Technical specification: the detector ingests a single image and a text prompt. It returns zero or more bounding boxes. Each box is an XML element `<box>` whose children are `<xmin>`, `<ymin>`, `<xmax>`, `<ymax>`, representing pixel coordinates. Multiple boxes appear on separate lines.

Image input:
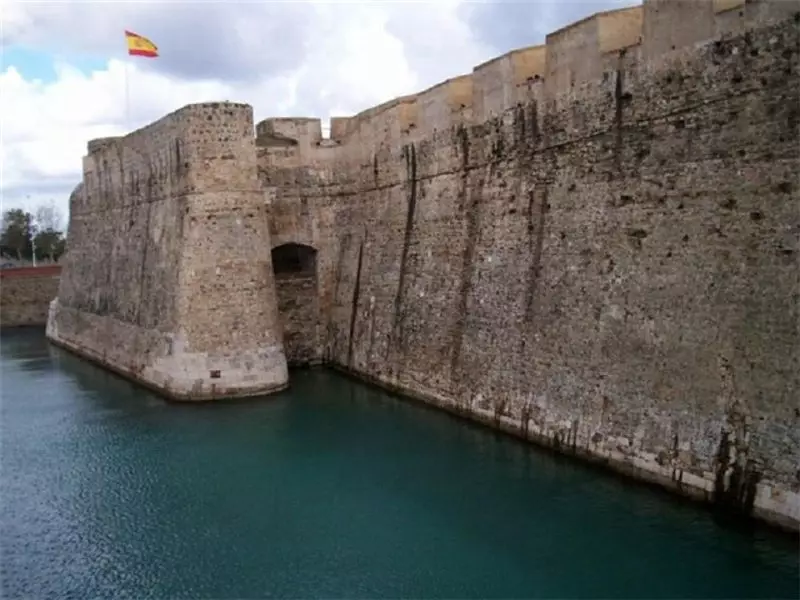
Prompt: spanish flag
<box><xmin>125</xmin><ymin>30</ymin><xmax>158</xmax><ymax>58</ymax></box>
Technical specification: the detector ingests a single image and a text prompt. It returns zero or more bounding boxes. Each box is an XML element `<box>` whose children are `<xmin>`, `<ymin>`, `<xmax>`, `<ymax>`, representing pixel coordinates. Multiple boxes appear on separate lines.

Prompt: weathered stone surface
<box><xmin>49</xmin><ymin>0</ymin><xmax>799</xmax><ymax>530</ymax></box>
<box><xmin>271</xmin><ymin>243</ymin><xmax>321</xmax><ymax>366</ymax></box>
<box><xmin>0</xmin><ymin>266</ymin><xmax>61</xmax><ymax>328</ymax></box>
<box><xmin>47</xmin><ymin>103</ymin><xmax>288</xmax><ymax>401</ymax></box>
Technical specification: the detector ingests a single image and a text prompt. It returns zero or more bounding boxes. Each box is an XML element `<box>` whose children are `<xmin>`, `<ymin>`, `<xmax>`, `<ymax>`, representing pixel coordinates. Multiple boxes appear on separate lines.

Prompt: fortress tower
<box><xmin>47</xmin><ymin>103</ymin><xmax>288</xmax><ymax>400</ymax></box>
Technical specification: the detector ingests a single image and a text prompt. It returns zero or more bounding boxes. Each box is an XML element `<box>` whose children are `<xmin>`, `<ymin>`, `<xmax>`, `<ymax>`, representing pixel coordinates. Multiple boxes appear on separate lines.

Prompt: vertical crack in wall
<box><xmin>367</xmin><ymin>298</ymin><xmax>378</xmax><ymax>372</ymax></box>
<box><xmin>136</xmin><ymin>205</ymin><xmax>153</xmax><ymax>328</ymax></box>
<box><xmin>96</xmin><ymin>160</ymin><xmax>114</xmax><ymax>317</ymax></box>
<box><xmin>136</xmin><ymin>161</ymin><xmax>154</xmax><ymax>328</ymax></box>
<box><xmin>347</xmin><ymin>235</ymin><xmax>364</xmax><ymax>368</ymax></box>
<box><xmin>326</xmin><ymin>232</ymin><xmax>351</xmax><ymax>362</ymax></box>
<box><xmin>515</xmin><ymin>100</ymin><xmax>540</xmax><ymax>149</ymax></box>
<box><xmin>174</xmin><ymin>140</ymin><xmax>182</xmax><ymax>179</ymax></box>
<box><xmin>115</xmin><ymin>144</ymin><xmax>128</xmax><ymax>322</ymax></box>
<box><xmin>614</xmin><ymin>67</ymin><xmax>625</xmax><ymax>174</ymax></box>
<box><xmin>529</xmin><ymin>100</ymin><xmax>539</xmax><ymax>146</ymax></box>
<box><xmin>525</xmin><ymin>188</ymin><xmax>549</xmax><ymax>322</ymax></box>
<box><xmin>515</xmin><ymin>104</ymin><xmax>526</xmax><ymax>147</ymax></box>
<box><xmin>389</xmin><ymin>143</ymin><xmax>418</xmax><ymax>359</ymax></box>
<box><xmin>456</xmin><ymin>126</ymin><xmax>470</xmax><ymax>211</ymax></box>
<box><xmin>713</xmin><ymin>427</ymin><xmax>760</xmax><ymax>517</ymax></box>
<box><xmin>171</xmin><ymin>196</ymin><xmax>187</xmax><ymax>333</ymax></box>
<box><xmin>450</xmin><ymin>127</ymin><xmax>479</xmax><ymax>381</ymax></box>
<box><xmin>712</xmin><ymin>359</ymin><xmax>762</xmax><ymax>518</ymax></box>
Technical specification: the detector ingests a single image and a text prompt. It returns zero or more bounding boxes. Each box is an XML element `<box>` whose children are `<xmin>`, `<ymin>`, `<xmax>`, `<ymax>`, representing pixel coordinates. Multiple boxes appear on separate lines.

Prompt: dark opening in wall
<box><xmin>271</xmin><ymin>243</ymin><xmax>317</xmax><ymax>277</ymax></box>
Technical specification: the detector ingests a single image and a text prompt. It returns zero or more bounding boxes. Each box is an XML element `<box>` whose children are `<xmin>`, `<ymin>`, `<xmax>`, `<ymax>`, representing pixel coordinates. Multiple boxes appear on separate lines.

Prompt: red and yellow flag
<box><xmin>125</xmin><ymin>30</ymin><xmax>158</xmax><ymax>58</ymax></box>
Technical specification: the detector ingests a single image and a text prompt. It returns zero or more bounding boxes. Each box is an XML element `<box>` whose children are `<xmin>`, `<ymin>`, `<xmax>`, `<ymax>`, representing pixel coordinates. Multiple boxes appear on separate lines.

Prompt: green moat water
<box><xmin>1</xmin><ymin>328</ymin><xmax>797</xmax><ymax>599</ymax></box>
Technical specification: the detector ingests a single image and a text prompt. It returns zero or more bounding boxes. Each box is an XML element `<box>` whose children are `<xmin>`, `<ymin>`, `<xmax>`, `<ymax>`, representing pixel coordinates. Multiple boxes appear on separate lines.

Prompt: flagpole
<box><xmin>125</xmin><ymin>56</ymin><xmax>130</xmax><ymax>131</ymax></box>
<box><xmin>122</xmin><ymin>32</ymin><xmax>130</xmax><ymax>131</ymax></box>
<box><xmin>122</xmin><ymin>30</ymin><xmax>158</xmax><ymax>131</ymax></box>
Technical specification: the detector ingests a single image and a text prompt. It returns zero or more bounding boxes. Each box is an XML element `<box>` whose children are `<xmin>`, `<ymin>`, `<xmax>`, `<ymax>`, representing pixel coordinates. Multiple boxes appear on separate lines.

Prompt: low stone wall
<box><xmin>0</xmin><ymin>266</ymin><xmax>62</xmax><ymax>328</ymax></box>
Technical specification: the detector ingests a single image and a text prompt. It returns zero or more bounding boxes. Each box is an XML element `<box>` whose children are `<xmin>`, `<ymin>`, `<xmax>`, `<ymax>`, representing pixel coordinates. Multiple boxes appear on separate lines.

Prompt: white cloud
<box><xmin>1</xmin><ymin>0</ymin><xmax>500</xmax><ymax>223</ymax></box>
<box><xmin>5</xmin><ymin>0</ymin><xmax>629</xmax><ymax>224</ymax></box>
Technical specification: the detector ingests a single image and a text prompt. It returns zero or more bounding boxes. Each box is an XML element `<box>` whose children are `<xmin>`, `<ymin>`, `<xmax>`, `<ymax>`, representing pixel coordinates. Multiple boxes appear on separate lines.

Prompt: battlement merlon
<box><xmin>329</xmin><ymin>117</ymin><xmax>350</xmax><ymax>142</ymax></box>
<box><xmin>472</xmin><ymin>47</ymin><xmax>536</xmax><ymax>124</ymax></box>
<box><xmin>339</xmin><ymin>95</ymin><xmax>418</xmax><ymax>145</ymax></box>
<box><xmin>409</xmin><ymin>75</ymin><xmax>473</xmax><ymax>139</ymax></box>
<box><xmin>255</xmin><ymin>117</ymin><xmax>339</xmax><ymax>170</ymax></box>
<box><xmin>256</xmin><ymin>118</ymin><xmax>323</xmax><ymax>149</ymax></box>
<box><xmin>544</xmin><ymin>5</ymin><xmax>643</xmax><ymax>97</ymax></box>
<box><xmin>86</xmin><ymin>137</ymin><xmax>121</xmax><ymax>154</ymax></box>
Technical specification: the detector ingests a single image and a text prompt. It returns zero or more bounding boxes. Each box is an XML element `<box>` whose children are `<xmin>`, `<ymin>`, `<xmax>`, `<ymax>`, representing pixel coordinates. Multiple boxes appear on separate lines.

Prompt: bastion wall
<box><xmin>47</xmin><ymin>104</ymin><xmax>288</xmax><ymax>400</ymax></box>
<box><xmin>50</xmin><ymin>0</ymin><xmax>799</xmax><ymax>530</ymax></box>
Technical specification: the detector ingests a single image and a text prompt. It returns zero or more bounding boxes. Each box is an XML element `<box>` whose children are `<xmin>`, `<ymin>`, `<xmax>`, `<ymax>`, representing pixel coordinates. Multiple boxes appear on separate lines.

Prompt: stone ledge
<box><xmin>46</xmin><ymin>300</ymin><xmax>289</xmax><ymax>402</ymax></box>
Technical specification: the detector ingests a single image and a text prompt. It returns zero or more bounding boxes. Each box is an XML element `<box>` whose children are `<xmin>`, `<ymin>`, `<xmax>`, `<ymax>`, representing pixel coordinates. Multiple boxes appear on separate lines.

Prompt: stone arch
<box><xmin>271</xmin><ymin>243</ymin><xmax>320</xmax><ymax>366</ymax></box>
<box><xmin>271</xmin><ymin>243</ymin><xmax>317</xmax><ymax>277</ymax></box>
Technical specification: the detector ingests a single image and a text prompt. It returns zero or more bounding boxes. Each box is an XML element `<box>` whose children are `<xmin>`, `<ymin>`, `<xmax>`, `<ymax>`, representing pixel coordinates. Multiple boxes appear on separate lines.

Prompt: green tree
<box><xmin>33</xmin><ymin>228</ymin><xmax>66</xmax><ymax>262</ymax></box>
<box><xmin>0</xmin><ymin>209</ymin><xmax>33</xmax><ymax>260</ymax></box>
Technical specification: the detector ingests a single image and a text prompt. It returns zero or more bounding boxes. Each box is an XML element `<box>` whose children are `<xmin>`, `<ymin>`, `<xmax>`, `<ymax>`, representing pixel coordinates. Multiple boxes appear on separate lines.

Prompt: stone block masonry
<box><xmin>52</xmin><ymin>0</ymin><xmax>799</xmax><ymax>531</ymax></box>
<box><xmin>0</xmin><ymin>266</ymin><xmax>62</xmax><ymax>328</ymax></box>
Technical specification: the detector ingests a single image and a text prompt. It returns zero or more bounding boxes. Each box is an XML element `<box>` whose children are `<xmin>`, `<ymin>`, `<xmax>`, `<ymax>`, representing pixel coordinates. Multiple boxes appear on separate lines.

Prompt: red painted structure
<box><xmin>0</xmin><ymin>265</ymin><xmax>62</xmax><ymax>279</ymax></box>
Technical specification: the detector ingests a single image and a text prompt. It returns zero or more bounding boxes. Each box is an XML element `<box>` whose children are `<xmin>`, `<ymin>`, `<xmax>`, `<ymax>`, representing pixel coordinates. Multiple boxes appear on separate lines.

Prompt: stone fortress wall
<box><xmin>49</xmin><ymin>0</ymin><xmax>799</xmax><ymax>530</ymax></box>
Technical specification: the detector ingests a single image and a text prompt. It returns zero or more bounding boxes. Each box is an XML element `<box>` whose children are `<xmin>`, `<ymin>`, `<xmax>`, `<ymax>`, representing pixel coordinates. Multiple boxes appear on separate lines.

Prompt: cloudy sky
<box><xmin>1</xmin><ymin>0</ymin><xmax>638</xmax><ymax>227</ymax></box>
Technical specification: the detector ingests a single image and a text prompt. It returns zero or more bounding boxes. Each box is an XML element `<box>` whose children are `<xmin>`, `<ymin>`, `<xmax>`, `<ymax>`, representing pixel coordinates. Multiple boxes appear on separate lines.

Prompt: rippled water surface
<box><xmin>1</xmin><ymin>328</ymin><xmax>798</xmax><ymax>599</ymax></box>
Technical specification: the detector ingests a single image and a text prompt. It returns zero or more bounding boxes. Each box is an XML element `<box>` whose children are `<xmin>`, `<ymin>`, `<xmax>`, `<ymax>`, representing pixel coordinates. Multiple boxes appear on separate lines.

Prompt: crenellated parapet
<box><xmin>250</xmin><ymin>0</ymin><xmax>794</xmax><ymax>157</ymax></box>
<box><xmin>71</xmin><ymin>0</ymin><xmax>795</xmax><ymax>189</ymax></box>
<box><xmin>245</xmin><ymin>0</ymin><xmax>798</xmax><ymax>223</ymax></box>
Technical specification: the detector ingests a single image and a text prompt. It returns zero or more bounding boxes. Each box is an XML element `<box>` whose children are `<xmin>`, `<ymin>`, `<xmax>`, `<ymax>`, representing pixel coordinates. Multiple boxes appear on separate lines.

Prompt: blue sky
<box><xmin>3</xmin><ymin>44</ymin><xmax>114</xmax><ymax>82</ymax></box>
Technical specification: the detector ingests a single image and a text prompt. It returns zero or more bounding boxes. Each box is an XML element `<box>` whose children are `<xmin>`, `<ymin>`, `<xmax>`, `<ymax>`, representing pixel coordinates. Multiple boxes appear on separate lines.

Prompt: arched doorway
<box><xmin>271</xmin><ymin>243</ymin><xmax>319</xmax><ymax>366</ymax></box>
